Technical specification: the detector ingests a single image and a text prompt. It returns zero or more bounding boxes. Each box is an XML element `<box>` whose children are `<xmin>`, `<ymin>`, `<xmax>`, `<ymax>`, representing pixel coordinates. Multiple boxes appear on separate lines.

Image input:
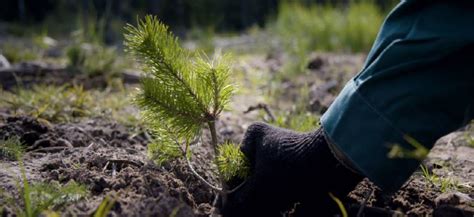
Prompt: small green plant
<box><xmin>124</xmin><ymin>16</ymin><xmax>248</xmax><ymax>196</ymax></box>
<box><xmin>420</xmin><ymin>164</ymin><xmax>459</xmax><ymax>193</ymax></box>
<box><xmin>272</xmin><ymin>112</ymin><xmax>320</xmax><ymax>132</ymax></box>
<box><xmin>0</xmin><ymin>136</ymin><xmax>25</xmax><ymax>161</ymax></box>
<box><xmin>1</xmin><ymin>163</ymin><xmax>88</xmax><ymax>217</ymax></box>
<box><xmin>0</xmin><ymin>85</ymin><xmax>91</xmax><ymax>122</ymax></box>
<box><xmin>420</xmin><ymin>164</ymin><xmax>438</xmax><ymax>185</ymax></box>
<box><xmin>465</xmin><ymin>122</ymin><xmax>474</xmax><ymax>148</ymax></box>
<box><xmin>388</xmin><ymin>135</ymin><xmax>429</xmax><ymax>161</ymax></box>
<box><xmin>216</xmin><ymin>143</ymin><xmax>250</xmax><ymax>181</ymax></box>
<box><xmin>0</xmin><ymin>86</ymin><xmax>140</xmax><ymax>125</ymax></box>
<box><xmin>0</xmin><ymin>44</ymin><xmax>38</xmax><ymax>64</ymax></box>
<box><xmin>328</xmin><ymin>192</ymin><xmax>348</xmax><ymax>217</ymax></box>
<box><xmin>439</xmin><ymin>178</ymin><xmax>459</xmax><ymax>193</ymax></box>
<box><xmin>93</xmin><ymin>194</ymin><xmax>117</xmax><ymax>217</ymax></box>
<box><xmin>466</xmin><ymin>134</ymin><xmax>474</xmax><ymax>148</ymax></box>
<box><xmin>66</xmin><ymin>43</ymin><xmax>119</xmax><ymax>78</ymax></box>
<box><xmin>267</xmin><ymin>83</ymin><xmax>320</xmax><ymax>131</ymax></box>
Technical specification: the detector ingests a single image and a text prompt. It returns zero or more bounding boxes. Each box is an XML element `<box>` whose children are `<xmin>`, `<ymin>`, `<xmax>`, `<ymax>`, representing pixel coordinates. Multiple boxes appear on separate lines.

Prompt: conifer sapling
<box><xmin>124</xmin><ymin>16</ymin><xmax>249</xmax><ymax>196</ymax></box>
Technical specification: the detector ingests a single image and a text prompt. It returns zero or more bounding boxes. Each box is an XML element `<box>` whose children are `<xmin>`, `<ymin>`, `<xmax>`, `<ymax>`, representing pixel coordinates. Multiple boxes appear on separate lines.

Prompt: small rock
<box><xmin>41</xmin><ymin>36</ymin><xmax>58</xmax><ymax>47</ymax></box>
<box><xmin>0</xmin><ymin>54</ymin><xmax>11</xmax><ymax>69</ymax></box>
<box><xmin>307</xmin><ymin>56</ymin><xmax>324</xmax><ymax>70</ymax></box>
<box><xmin>219</xmin><ymin>126</ymin><xmax>234</xmax><ymax>137</ymax></box>
<box><xmin>121</xmin><ymin>70</ymin><xmax>141</xmax><ymax>84</ymax></box>
<box><xmin>435</xmin><ymin>192</ymin><xmax>473</xmax><ymax>207</ymax></box>
<box><xmin>434</xmin><ymin>204</ymin><xmax>474</xmax><ymax>217</ymax></box>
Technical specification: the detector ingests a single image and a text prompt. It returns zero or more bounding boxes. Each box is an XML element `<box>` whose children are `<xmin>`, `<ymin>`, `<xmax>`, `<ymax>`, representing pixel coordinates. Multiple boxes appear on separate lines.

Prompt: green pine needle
<box><xmin>216</xmin><ymin>143</ymin><xmax>250</xmax><ymax>181</ymax></box>
<box><xmin>147</xmin><ymin>123</ymin><xmax>184</xmax><ymax>166</ymax></box>
<box><xmin>124</xmin><ymin>15</ymin><xmax>235</xmax><ymax>163</ymax></box>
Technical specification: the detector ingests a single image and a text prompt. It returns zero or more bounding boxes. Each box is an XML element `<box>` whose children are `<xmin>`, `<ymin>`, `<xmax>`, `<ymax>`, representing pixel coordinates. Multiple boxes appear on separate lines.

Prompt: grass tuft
<box><xmin>0</xmin><ymin>44</ymin><xmax>39</xmax><ymax>64</ymax></box>
<box><xmin>1</xmin><ymin>163</ymin><xmax>88</xmax><ymax>217</ymax></box>
<box><xmin>93</xmin><ymin>194</ymin><xmax>117</xmax><ymax>217</ymax></box>
<box><xmin>0</xmin><ymin>85</ymin><xmax>140</xmax><ymax>125</ymax></box>
<box><xmin>420</xmin><ymin>164</ymin><xmax>459</xmax><ymax>193</ymax></box>
<box><xmin>0</xmin><ymin>85</ymin><xmax>91</xmax><ymax>122</ymax></box>
<box><xmin>66</xmin><ymin>43</ymin><xmax>119</xmax><ymax>78</ymax></box>
<box><xmin>328</xmin><ymin>192</ymin><xmax>348</xmax><ymax>217</ymax></box>
<box><xmin>388</xmin><ymin>135</ymin><xmax>429</xmax><ymax>161</ymax></box>
<box><xmin>272</xmin><ymin>112</ymin><xmax>320</xmax><ymax>132</ymax></box>
<box><xmin>0</xmin><ymin>136</ymin><xmax>25</xmax><ymax>161</ymax></box>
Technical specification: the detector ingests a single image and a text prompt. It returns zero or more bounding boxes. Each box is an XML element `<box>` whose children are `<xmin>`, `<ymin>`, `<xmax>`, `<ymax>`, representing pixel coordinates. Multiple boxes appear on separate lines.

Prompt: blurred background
<box><xmin>0</xmin><ymin>0</ymin><xmax>397</xmax><ymax>43</ymax></box>
<box><xmin>0</xmin><ymin>0</ymin><xmax>401</xmax><ymax>135</ymax></box>
<box><xmin>0</xmin><ymin>0</ymin><xmax>399</xmax><ymax>75</ymax></box>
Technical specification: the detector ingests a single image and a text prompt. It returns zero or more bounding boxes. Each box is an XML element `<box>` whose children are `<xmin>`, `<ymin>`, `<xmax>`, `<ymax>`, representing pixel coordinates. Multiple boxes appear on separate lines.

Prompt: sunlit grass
<box><xmin>0</xmin><ymin>85</ymin><xmax>140</xmax><ymax>126</ymax></box>
<box><xmin>420</xmin><ymin>164</ymin><xmax>460</xmax><ymax>193</ymax></box>
<box><xmin>1</xmin><ymin>163</ymin><xmax>88</xmax><ymax>217</ymax></box>
<box><xmin>0</xmin><ymin>85</ymin><xmax>92</xmax><ymax>122</ymax></box>
<box><xmin>0</xmin><ymin>43</ymin><xmax>39</xmax><ymax>64</ymax></box>
<box><xmin>66</xmin><ymin>43</ymin><xmax>121</xmax><ymax>78</ymax></box>
<box><xmin>0</xmin><ymin>136</ymin><xmax>25</xmax><ymax>161</ymax></box>
<box><xmin>272</xmin><ymin>1</ymin><xmax>383</xmax><ymax>75</ymax></box>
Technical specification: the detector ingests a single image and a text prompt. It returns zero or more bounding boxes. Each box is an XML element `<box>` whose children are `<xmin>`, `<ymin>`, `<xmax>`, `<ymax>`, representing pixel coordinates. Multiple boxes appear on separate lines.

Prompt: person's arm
<box><xmin>322</xmin><ymin>0</ymin><xmax>474</xmax><ymax>192</ymax></box>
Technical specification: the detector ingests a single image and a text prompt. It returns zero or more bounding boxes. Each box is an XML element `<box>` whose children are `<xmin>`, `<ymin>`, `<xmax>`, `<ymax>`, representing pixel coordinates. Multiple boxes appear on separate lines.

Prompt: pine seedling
<box><xmin>124</xmin><ymin>16</ymin><xmax>248</xmax><ymax>194</ymax></box>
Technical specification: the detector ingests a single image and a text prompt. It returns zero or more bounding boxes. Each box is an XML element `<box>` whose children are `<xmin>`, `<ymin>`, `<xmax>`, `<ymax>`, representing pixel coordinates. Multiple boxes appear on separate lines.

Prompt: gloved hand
<box><xmin>221</xmin><ymin>122</ymin><xmax>363</xmax><ymax>217</ymax></box>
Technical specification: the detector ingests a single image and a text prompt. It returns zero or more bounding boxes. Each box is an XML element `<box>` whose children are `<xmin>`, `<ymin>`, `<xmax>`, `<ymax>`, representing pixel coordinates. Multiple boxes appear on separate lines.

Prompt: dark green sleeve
<box><xmin>321</xmin><ymin>0</ymin><xmax>474</xmax><ymax>192</ymax></box>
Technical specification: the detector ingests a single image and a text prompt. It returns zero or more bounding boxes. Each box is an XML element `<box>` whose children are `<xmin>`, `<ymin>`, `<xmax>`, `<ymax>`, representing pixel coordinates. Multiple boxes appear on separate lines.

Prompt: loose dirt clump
<box><xmin>0</xmin><ymin>114</ymin><xmax>218</xmax><ymax>216</ymax></box>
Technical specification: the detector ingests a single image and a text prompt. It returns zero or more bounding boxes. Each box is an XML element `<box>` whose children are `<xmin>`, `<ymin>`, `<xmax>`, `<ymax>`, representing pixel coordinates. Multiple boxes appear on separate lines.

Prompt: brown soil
<box><xmin>0</xmin><ymin>115</ymin><xmax>215</xmax><ymax>217</ymax></box>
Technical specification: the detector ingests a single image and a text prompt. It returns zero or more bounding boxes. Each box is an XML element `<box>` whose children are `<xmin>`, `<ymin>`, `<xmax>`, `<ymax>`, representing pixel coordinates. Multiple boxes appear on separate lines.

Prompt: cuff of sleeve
<box><xmin>321</xmin><ymin>80</ymin><xmax>419</xmax><ymax>192</ymax></box>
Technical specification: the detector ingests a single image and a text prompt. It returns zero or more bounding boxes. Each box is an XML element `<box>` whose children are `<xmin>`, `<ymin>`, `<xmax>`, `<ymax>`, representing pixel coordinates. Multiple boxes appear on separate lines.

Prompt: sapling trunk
<box><xmin>207</xmin><ymin>120</ymin><xmax>230</xmax><ymax>208</ymax></box>
<box><xmin>208</xmin><ymin>121</ymin><xmax>219</xmax><ymax>156</ymax></box>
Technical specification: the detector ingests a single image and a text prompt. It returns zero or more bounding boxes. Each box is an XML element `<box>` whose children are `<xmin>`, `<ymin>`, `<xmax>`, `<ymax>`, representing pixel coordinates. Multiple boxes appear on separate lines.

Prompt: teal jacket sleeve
<box><xmin>321</xmin><ymin>0</ymin><xmax>474</xmax><ymax>192</ymax></box>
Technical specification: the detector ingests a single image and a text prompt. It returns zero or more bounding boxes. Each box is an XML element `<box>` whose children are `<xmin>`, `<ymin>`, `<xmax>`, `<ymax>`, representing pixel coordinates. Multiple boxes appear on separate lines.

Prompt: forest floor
<box><xmin>0</xmin><ymin>36</ymin><xmax>473</xmax><ymax>216</ymax></box>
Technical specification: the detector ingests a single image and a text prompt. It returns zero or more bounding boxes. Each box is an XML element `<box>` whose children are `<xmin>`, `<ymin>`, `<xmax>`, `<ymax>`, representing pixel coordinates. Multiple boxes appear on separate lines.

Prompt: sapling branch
<box><xmin>174</xmin><ymin>135</ymin><xmax>246</xmax><ymax>194</ymax></box>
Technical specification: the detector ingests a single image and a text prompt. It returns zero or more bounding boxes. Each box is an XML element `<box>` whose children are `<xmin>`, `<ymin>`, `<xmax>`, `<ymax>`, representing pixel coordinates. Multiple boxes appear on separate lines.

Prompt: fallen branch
<box><xmin>243</xmin><ymin>103</ymin><xmax>276</xmax><ymax>122</ymax></box>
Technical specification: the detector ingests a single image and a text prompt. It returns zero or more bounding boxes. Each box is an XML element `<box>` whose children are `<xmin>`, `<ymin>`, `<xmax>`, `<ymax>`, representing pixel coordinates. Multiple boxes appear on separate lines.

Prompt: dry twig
<box><xmin>243</xmin><ymin>103</ymin><xmax>276</xmax><ymax>122</ymax></box>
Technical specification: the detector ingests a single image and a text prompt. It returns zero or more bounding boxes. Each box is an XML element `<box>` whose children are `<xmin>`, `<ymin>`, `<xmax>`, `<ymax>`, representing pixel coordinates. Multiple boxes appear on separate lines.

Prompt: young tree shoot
<box><xmin>124</xmin><ymin>15</ymin><xmax>249</xmax><ymax>198</ymax></box>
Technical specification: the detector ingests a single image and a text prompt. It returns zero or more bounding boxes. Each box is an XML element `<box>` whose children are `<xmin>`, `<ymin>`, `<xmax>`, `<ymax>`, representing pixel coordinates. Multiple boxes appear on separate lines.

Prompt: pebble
<box><xmin>435</xmin><ymin>192</ymin><xmax>473</xmax><ymax>206</ymax></box>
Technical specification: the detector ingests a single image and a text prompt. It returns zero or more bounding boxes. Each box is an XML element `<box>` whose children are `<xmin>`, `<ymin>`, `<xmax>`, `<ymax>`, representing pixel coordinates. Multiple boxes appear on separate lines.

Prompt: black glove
<box><xmin>221</xmin><ymin>122</ymin><xmax>363</xmax><ymax>217</ymax></box>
